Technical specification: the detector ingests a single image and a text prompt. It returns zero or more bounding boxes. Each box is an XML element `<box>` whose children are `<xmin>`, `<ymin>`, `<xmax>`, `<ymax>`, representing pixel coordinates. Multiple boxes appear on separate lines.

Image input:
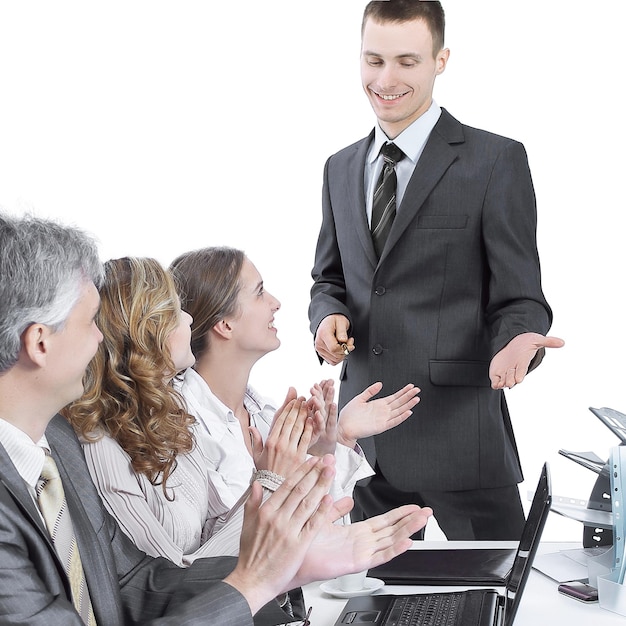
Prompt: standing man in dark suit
<box><xmin>0</xmin><ymin>212</ymin><xmax>430</xmax><ymax>625</ymax></box>
<box><xmin>309</xmin><ymin>0</ymin><xmax>564</xmax><ymax>541</ymax></box>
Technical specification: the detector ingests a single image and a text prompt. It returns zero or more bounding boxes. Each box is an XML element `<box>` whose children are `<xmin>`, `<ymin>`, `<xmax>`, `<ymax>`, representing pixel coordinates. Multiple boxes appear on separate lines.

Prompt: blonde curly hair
<box><xmin>63</xmin><ymin>257</ymin><xmax>194</xmax><ymax>494</ymax></box>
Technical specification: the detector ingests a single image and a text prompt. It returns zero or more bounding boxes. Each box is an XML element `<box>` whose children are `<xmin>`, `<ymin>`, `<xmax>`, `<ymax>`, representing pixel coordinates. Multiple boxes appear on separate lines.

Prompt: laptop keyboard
<box><xmin>384</xmin><ymin>593</ymin><xmax>466</xmax><ymax>626</ymax></box>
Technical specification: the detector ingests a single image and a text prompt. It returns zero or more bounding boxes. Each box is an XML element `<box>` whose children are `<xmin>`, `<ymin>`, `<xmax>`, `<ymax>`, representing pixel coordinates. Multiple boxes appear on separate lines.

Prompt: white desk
<box><xmin>302</xmin><ymin>541</ymin><xmax>625</xmax><ymax>625</ymax></box>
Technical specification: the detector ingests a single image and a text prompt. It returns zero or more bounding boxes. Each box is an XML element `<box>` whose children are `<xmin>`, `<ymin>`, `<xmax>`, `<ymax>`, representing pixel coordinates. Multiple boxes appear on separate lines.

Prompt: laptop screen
<box><xmin>503</xmin><ymin>463</ymin><xmax>552</xmax><ymax>626</ymax></box>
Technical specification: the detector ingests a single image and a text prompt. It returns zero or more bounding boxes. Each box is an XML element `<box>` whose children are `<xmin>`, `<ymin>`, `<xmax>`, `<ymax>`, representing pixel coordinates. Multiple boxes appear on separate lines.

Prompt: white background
<box><xmin>1</xmin><ymin>1</ymin><xmax>624</xmax><ymax>541</ymax></box>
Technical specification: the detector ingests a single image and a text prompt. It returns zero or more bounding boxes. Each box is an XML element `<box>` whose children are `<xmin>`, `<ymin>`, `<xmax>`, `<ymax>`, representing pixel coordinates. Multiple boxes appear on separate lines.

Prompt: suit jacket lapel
<box><xmin>379</xmin><ymin>109</ymin><xmax>464</xmax><ymax>263</ymax></box>
<box><xmin>0</xmin><ymin>442</ymin><xmax>47</xmax><ymax>534</ymax></box>
<box><xmin>0</xmin><ymin>439</ymin><xmax>73</xmax><ymax>600</ymax></box>
<box><xmin>348</xmin><ymin>129</ymin><xmax>379</xmax><ymax>268</ymax></box>
<box><xmin>47</xmin><ymin>416</ymin><xmax>121</xmax><ymax>621</ymax></box>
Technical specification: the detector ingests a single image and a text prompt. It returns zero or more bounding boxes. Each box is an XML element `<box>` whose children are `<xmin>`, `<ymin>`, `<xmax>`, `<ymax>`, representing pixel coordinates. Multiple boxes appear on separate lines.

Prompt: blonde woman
<box><xmin>64</xmin><ymin>257</ymin><xmax>312</xmax><ymax>566</ymax></box>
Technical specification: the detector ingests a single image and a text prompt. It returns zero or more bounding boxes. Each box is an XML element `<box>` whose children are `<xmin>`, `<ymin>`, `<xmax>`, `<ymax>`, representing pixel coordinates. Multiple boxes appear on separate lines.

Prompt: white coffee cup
<box><xmin>337</xmin><ymin>570</ymin><xmax>368</xmax><ymax>592</ymax></box>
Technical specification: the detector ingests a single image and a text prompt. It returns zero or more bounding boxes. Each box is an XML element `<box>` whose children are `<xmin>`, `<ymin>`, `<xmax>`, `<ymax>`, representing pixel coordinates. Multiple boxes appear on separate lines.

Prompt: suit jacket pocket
<box><xmin>429</xmin><ymin>360</ymin><xmax>491</xmax><ymax>387</ymax></box>
<box><xmin>416</xmin><ymin>215</ymin><xmax>468</xmax><ymax>229</ymax></box>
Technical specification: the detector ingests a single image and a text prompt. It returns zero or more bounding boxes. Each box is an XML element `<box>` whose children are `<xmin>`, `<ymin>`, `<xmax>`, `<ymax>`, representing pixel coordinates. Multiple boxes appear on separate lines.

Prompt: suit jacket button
<box><xmin>372</xmin><ymin>344</ymin><xmax>383</xmax><ymax>355</ymax></box>
<box><xmin>375</xmin><ymin>286</ymin><xmax>386</xmax><ymax>295</ymax></box>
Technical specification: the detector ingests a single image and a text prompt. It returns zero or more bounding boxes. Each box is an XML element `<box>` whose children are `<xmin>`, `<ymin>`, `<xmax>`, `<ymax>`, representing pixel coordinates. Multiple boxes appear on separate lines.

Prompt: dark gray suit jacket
<box><xmin>309</xmin><ymin>108</ymin><xmax>552</xmax><ymax>493</ymax></box>
<box><xmin>0</xmin><ymin>414</ymin><xmax>290</xmax><ymax>625</ymax></box>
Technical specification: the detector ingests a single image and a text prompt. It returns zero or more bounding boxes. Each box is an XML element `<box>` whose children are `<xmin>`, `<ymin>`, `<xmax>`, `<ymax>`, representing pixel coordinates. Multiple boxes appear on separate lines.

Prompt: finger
<box><xmin>307</xmin><ymin>393</ymin><xmax>324</xmax><ymax>416</ymax></box>
<box><xmin>385</xmin><ymin>407</ymin><xmax>415</xmax><ymax>429</ymax></box>
<box><xmin>388</xmin><ymin>384</ymin><xmax>419</xmax><ymax>411</ymax></box>
<box><xmin>249</xmin><ymin>427</ymin><xmax>264</xmax><ymax>461</ymax></box>
<box><xmin>269</xmin><ymin>398</ymin><xmax>298</xmax><ymax>439</ymax></box>
<box><xmin>266</xmin><ymin>455</ymin><xmax>336</xmax><ymax>521</ymax></box>
<box><xmin>335</xmin><ymin>319</ymin><xmax>350</xmax><ymax>344</ymax></box>
<box><xmin>366</xmin><ymin>509</ymin><xmax>434</xmax><ymax>567</ymax></box>
<box><xmin>328</xmin><ymin>496</ymin><xmax>354</xmax><ymax>522</ymax></box>
<box><xmin>504</xmin><ymin>367</ymin><xmax>517</xmax><ymax>388</ymax></box>
<box><xmin>392</xmin><ymin>396</ymin><xmax>420</xmax><ymax>419</ymax></box>
<box><xmin>396</xmin><ymin>393</ymin><xmax>420</xmax><ymax>414</ymax></box>
<box><xmin>327</xmin><ymin>402</ymin><xmax>338</xmax><ymax>427</ymax></box>
<box><xmin>243</xmin><ymin>480</ymin><xmax>264</xmax><ymax>523</ymax></box>
<box><xmin>298</xmin><ymin>416</ymin><xmax>314</xmax><ymax>453</ymax></box>
<box><xmin>269</xmin><ymin>392</ymin><xmax>297</xmax><ymax>434</ymax></box>
<box><xmin>287</xmin><ymin>402</ymin><xmax>308</xmax><ymax>443</ymax></box>
<box><xmin>311</xmin><ymin>404</ymin><xmax>324</xmax><ymax>425</ymax></box>
<box><xmin>316</xmin><ymin>329</ymin><xmax>344</xmax><ymax>365</ymax></box>
<box><xmin>323</xmin><ymin>380</ymin><xmax>335</xmax><ymax>405</ymax></box>
<box><xmin>262</xmin><ymin>456</ymin><xmax>321</xmax><ymax>510</ymax></box>
<box><xmin>342</xmin><ymin>338</ymin><xmax>355</xmax><ymax>357</ymax></box>
<box><xmin>276</xmin><ymin>387</ymin><xmax>298</xmax><ymax>414</ymax></box>
<box><xmin>359</xmin><ymin>503</ymin><xmax>427</xmax><ymax>534</ymax></box>
<box><xmin>277</xmin><ymin>400</ymin><xmax>305</xmax><ymax>445</ymax></box>
<box><xmin>514</xmin><ymin>364</ymin><xmax>529</xmax><ymax>385</ymax></box>
<box><xmin>366</xmin><ymin>505</ymin><xmax>433</xmax><ymax>550</ymax></box>
<box><xmin>543</xmin><ymin>336</ymin><xmax>565</xmax><ymax>349</ymax></box>
<box><xmin>308</xmin><ymin>383</ymin><xmax>323</xmax><ymax>403</ymax></box>
<box><xmin>320</xmin><ymin>378</ymin><xmax>334</xmax><ymax>393</ymax></box>
<box><xmin>490</xmin><ymin>374</ymin><xmax>504</xmax><ymax>390</ymax></box>
<box><xmin>358</xmin><ymin>381</ymin><xmax>384</xmax><ymax>402</ymax></box>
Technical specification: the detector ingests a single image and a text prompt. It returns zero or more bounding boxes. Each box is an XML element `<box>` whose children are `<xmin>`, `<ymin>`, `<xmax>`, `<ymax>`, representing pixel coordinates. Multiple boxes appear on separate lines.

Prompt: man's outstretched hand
<box><xmin>490</xmin><ymin>332</ymin><xmax>564</xmax><ymax>389</ymax></box>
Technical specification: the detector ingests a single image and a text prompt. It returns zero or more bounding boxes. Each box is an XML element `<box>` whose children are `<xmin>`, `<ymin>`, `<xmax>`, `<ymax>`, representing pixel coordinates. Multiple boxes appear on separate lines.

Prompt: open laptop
<box><xmin>333</xmin><ymin>463</ymin><xmax>551</xmax><ymax>626</ymax></box>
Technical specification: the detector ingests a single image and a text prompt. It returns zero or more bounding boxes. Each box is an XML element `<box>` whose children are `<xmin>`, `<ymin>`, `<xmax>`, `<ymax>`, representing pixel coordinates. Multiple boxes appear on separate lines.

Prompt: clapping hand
<box><xmin>226</xmin><ymin>454</ymin><xmax>432</xmax><ymax>616</ymax></box>
<box><xmin>252</xmin><ymin>397</ymin><xmax>312</xmax><ymax>478</ymax></box>
<box><xmin>306</xmin><ymin>379</ymin><xmax>338</xmax><ymax>456</ymax></box>
<box><xmin>225</xmin><ymin>455</ymin><xmax>336</xmax><ymax>615</ymax></box>
<box><xmin>337</xmin><ymin>382</ymin><xmax>420</xmax><ymax>449</ymax></box>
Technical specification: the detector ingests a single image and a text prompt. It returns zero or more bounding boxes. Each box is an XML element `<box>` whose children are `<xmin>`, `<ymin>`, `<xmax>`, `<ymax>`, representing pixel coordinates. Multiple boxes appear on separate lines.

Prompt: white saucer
<box><xmin>319</xmin><ymin>577</ymin><xmax>385</xmax><ymax>599</ymax></box>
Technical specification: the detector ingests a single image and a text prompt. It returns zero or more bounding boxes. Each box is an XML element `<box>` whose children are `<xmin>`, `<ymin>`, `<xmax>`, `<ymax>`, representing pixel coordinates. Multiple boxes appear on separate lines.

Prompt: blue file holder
<box><xmin>591</xmin><ymin>445</ymin><xmax>626</xmax><ymax>616</ymax></box>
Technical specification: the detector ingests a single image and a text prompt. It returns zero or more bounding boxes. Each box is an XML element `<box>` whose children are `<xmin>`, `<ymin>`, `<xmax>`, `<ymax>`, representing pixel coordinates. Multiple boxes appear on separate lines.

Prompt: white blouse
<box><xmin>179</xmin><ymin>368</ymin><xmax>374</xmax><ymax>509</ymax></box>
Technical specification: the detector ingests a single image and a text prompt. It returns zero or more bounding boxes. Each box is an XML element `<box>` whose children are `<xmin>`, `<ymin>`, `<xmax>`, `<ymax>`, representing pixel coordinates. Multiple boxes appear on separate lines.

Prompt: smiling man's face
<box><xmin>360</xmin><ymin>17</ymin><xmax>449</xmax><ymax>139</ymax></box>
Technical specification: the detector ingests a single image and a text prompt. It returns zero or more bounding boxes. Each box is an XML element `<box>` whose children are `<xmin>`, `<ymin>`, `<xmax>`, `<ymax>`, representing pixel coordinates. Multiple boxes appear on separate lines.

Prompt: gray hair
<box><xmin>0</xmin><ymin>213</ymin><xmax>103</xmax><ymax>373</ymax></box>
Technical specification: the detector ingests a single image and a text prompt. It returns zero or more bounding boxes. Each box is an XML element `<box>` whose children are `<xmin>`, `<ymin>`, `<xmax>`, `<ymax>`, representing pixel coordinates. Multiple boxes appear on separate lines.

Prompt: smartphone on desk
<box><xmin>558</xmin><ymin>582</ymin><xmax>599</xmax><ymax>603</ymax></box>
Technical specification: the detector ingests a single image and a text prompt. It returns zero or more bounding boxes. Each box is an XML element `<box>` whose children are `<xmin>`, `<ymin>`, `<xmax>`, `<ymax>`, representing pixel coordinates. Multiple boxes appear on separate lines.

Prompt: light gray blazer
<box><xmin>310</xmin><ymin>108</ymin><xmax>552</xmax><ymax>492</ymax></box>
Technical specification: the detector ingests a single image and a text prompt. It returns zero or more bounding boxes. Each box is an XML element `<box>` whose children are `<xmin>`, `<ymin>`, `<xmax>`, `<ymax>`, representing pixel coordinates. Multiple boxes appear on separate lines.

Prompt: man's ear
<box><xmin>436</xmin><ymin>47</ymin><xmax>450</xmax><ymax>75</ymax></box>
<box><xmin>21</xmin><ymin>323</ymin><xmax>51</xmax><ymax>367</ymax></box>
<box><xmin>212</xmin><ymin>319</ymin><xmax>233</xmax><ymax>340</ymax></box>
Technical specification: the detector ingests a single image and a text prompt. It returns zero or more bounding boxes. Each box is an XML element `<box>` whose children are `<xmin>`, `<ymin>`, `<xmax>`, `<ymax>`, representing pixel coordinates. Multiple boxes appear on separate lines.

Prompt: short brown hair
<box><xmin>362</xmin><ymin>0</ymin><xmax>445</xmax><ymax>56</ymax></box>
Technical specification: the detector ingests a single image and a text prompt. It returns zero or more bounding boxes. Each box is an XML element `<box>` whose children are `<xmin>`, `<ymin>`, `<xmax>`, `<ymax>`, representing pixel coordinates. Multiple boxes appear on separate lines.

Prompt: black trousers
<box><xmin>351</xmin><ymin>463</ymin><xmax>526</xmax><ymax>541</ymax></box>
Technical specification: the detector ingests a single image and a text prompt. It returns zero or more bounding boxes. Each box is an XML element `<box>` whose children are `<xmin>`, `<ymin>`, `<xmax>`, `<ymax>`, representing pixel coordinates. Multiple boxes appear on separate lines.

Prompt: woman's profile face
<box><xmin>167</xmin><ymin>305</ymin><xmax>196</xmax><ymax>373</ymax></box>
<box><xmin>226</xmin><ymin>257</ymin><xmax>281</xmax><ymax>358</ymax></box>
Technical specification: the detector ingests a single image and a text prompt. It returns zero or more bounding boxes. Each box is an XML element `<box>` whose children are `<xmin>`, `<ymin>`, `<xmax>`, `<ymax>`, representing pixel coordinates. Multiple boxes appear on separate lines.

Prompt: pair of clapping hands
<box><xmin>227</xmin><ymin>382</ymin><xmax>428</xmax><ymax>616</ymax></box>
<box><xmin>251</xmin><ymin>380</ymin><xmax>420</xmax><ymax>478</ymax></box>
<box><xmin>225</xmin><ymin>453</ymin><xmax>432</xmax><ymax>615</ymax></box>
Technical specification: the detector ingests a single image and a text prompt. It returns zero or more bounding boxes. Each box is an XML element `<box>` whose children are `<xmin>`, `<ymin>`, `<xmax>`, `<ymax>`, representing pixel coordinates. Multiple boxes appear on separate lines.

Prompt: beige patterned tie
<box><xmin>36</xmin><ymin>452</ymin><xmax>96</xmax><ymax>625</ymax></box>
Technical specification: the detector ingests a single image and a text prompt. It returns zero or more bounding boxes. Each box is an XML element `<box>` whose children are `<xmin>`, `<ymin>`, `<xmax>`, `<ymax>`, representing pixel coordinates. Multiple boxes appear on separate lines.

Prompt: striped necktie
<box><xmin>36</xmin><ymin>452</ymin><xmax>96</xmax><ymax>625</ymax></box>
<box><xmin>371</xmin><ymin>142</ymin><xmax>405</xmax><ymax>258</ymax></box>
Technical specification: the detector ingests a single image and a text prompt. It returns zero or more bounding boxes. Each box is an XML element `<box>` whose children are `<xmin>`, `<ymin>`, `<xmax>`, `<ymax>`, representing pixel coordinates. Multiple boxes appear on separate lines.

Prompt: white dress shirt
<box><xmin>0</xmin><ymin>417</ymin><xmax>47</xmax><ymax>500</ymax></box>
<box><xmin>365</xmin><ymin>100</ymin><xmax>442</xmax><ymax>225</ymax></box>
